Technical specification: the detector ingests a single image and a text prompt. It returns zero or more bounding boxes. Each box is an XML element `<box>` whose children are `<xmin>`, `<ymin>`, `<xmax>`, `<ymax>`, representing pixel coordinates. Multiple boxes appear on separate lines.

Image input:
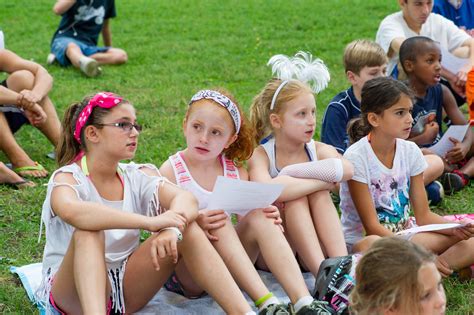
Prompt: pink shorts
<box><xmin>49</xmin><ymin>291</ymin><xmax>112</xmax><ymax>315</ymax></box>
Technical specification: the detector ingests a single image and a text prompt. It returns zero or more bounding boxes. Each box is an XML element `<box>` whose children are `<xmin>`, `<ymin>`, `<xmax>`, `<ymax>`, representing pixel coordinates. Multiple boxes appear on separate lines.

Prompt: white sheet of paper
<box><xmin>396</xmin><ymin>223</ymin><xmax>461</xmax><ymax>235</ymax></box>
<box><xmin>207</xmin><ymin>176</ymin><xmax>284</xmax><ymax>216</ymax></box>
<box><xmin>429</xmin><ymin>124</ymin><xmax>469</xmax><ymax>157</ymax></box>
<box><xmin>440</xmin><ymin>46</ymin><xmax>469</xmax><ymax>75</ymax></box>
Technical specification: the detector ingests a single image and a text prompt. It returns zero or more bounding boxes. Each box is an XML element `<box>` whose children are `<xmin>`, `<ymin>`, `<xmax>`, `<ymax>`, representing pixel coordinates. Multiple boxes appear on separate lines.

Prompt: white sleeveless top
<box><xmin>261</xmin><ymin>137</ymin><xmax>318</xmax><ymax>178</ymax></box>
<box><xmin>169</xmin><ymin>152</ymin><xmax>239</xmax><ymax>210</ymax></box>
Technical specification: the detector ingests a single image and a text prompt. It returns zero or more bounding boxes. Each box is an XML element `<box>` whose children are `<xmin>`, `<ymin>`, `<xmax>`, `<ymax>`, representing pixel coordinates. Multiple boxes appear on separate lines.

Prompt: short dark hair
<box><xmin>399</xmin><ymin>36</ymin><xmax>436</xmax><ymax>73</ymax></box>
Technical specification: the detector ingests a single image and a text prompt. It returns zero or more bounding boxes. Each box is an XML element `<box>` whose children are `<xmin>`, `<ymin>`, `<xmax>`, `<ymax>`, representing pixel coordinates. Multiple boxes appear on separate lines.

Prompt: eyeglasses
<box><xmin>97</xmin><ymin>122</ymin><xmax>143</xmax><ymax>132</ymax></box>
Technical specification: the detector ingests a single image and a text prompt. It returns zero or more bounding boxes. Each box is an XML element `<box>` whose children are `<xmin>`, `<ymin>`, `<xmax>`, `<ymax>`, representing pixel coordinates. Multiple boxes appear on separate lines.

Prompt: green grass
<box><xmin>0</xmin><ymin>0</ymin><xmax>473</xmax><ymax>313</ymax></box>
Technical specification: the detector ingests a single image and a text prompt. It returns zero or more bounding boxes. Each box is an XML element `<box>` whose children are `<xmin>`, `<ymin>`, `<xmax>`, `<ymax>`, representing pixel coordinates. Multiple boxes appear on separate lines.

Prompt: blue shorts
<box><xmin>51</xmin><ymin>37</ymin><xmax>109</xmax><ymax>66</ymax></box>
<box><xmin>0</xmin><ymin>80</ymin><xmax>29</xmax><ymax>133</ymax></box>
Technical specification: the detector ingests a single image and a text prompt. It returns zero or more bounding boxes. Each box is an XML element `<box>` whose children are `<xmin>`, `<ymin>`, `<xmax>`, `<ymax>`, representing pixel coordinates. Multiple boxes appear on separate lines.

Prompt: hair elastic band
<box><xmin>189</xmin><ymin>90</ymin><xmax>241</xmax><ymax>133</ymax></box>
<box><xmin>270</xmin><ymin>80</ymin><xmax>289</xmax><ymax>110</ymax></box>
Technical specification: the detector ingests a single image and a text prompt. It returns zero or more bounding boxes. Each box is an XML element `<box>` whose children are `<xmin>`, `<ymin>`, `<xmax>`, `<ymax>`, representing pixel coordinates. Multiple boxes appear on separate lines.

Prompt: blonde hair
<box><xmin>249</xmin><ymin>78</ymin><xmax>313</xmax><ymax>145</ymax></box>
<box><xmin>186</xmin><ymin>88</ymin><xmax>254</xmax><ymax>166</ymax></box>
<box><xmin>343</xmin><ymin>39</ymin><xmax>387</xmax><ymax>75</ymax></box>
<box><xmin>349</xmin><ymin>237</ymin><xmax>436</xmax><ymax>315</ymax></box>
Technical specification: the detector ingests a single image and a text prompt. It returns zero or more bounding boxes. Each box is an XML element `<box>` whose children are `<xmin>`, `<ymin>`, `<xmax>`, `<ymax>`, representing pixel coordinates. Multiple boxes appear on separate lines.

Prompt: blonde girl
<box><xmin>160</xmin><ymin>89</ymin><xmax>335</xmax><ymax>315</ymax></box>
<box><xmin>350</xmin><ymin>237</ymin><xmax>446</xmax><ymax>315</ymax></box>
<box><xmin>248</xmin><ymin>52</ymin><xmax>354</xmax><ymax>277</ymax></box>
<box><xmin>36</xmin><ymin>92</ymin><xmax>254</xmax><ymax>315</ymax></box>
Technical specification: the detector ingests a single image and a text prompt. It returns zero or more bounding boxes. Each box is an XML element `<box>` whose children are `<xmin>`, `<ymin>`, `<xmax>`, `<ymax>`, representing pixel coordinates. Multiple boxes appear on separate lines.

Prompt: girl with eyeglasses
<box><xmin>36</xmin><ymin>92</ymin><xmax>255</xmax><ymax>315</ymax></box>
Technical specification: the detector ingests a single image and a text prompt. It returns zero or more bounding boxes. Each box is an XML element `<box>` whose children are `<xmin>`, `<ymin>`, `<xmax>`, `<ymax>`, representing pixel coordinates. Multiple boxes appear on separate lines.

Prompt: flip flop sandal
<box><xmin>14</xmin><ymin>162</ymin><xmax>47</xmax><ymax>178</ymax></box>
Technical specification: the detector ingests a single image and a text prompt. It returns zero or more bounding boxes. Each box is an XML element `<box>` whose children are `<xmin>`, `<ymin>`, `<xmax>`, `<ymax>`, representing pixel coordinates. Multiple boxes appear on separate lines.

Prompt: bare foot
<box><xmin>0</xmin><ymin>162</ymin><xmax>36</xmax><ymax>188</ymax></box>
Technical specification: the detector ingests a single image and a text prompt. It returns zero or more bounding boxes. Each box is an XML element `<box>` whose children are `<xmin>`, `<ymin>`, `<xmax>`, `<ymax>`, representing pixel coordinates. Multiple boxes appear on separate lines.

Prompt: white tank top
<box><xmin>261</xmin><ymin>137</ymin><xmax>318</xmax><ymax>178</ymax></box>
<box><xmin>169</xmin><ymin>152</ymin><xmax>240</xmax><ymax>210</ymax></box>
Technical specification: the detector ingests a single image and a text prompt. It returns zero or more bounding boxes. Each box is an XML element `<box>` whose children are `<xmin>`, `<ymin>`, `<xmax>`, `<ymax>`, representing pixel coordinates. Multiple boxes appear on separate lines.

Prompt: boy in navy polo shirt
<box><xmin>49</xmin><ymin>0</ymin><xmax>127</xmax><ymax>77</ymax></box>
<box><xmin>322</xmin><ymin>39</ymin><xmax>445</xmax><ymax>204</ymax></box>
<box><xmin>400</xmin><ymin>36</ymin><xmax>474</xmax><ymax>194</ymax></box>
<box><xmin>322</xmin><ymin>40</ymin><xmax>387</xmax><ymax>154</ymax></box>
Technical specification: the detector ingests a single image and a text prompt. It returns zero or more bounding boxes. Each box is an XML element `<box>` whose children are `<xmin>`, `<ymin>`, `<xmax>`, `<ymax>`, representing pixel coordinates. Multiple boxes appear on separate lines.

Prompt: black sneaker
<box><xmin>293</xmin><ymin>300</ymin><xmax>336</xmax><ymax>315</ymax></box>
<box><xmin>439</xmin><ymin>172</ymin><xmax>466</xmax><ymax>195</ymax></box>
<box><xmin>259</xmin><ymin>303</ymin><xmax>291</xmax><ymax>315</ymax></box>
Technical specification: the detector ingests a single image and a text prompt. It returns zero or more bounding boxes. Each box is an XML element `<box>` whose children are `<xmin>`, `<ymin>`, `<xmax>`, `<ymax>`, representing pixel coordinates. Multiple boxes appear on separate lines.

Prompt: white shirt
<box><xmin>376</xmin><ymin>11</ymin><xmax>470</xmax><ymax>74</ymax></box>
<box><xmin>340</xmin><ymin>137</ymin><xmax>427</xmax><ymax>246</ymax></box>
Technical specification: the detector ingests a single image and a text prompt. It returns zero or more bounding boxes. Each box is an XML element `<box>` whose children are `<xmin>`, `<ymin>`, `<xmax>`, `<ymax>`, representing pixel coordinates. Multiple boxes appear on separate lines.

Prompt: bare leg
<box><xmin>237</xmin><ymin>208</ymin><xmax>310</xmax><ymax>303</ymax></box>
<box><xmin>0</xmin><ymin>113</ymin><xmax>47</xmax><ymax>177</ymax></box>
<box><xmin>460</xmin><ymin>156</ymin><xmax>474</xmax><ymax>178</ymax></box>
<box><xmin>352</xmin><ymin>235</ymin><xmax>380</xmax><ymax>253</ymax></box>
<box><xmin>412</xmin><ymin>232</ymin><xmax>474</xmax><ymax>270</ymax></box>
<box><xmin>0</xmin><ymin>162</ymin><xmax>34</xmax><ymax>187</ymax></box>
<box><xmin>423</xmin><ymin>154</ymin><xmax>445</xmax><ymax>184</ymax></box>
<box><xmin>308</xmin><ymin>190</ymin><xmax>348</xmax><ymax>257</ymax></box>
<box><xmin>89</xmin><ymin>48</ymin><xmax>128</xmax><ymax>65</ymax></box>
<box><xmin>50</xmin><ymin>229</ymin><xmax>110</xmax><ymax>314</ymax></box>
<box><xmin>123</xmin><ymin>222</ymin><xmax>252</xmax><ymax>314</ymax></box>
<box><xmin>209</xmin><ymin>220</ymin><xmax>269</xmax><ymax>302</ymax></box>
<box><xmin>37</xmin><ymin>96</ymin><xmax>60</xmax><ymax>146</ymax></box>
<box><xmin>65</xmin><ymin>42</ymin><xmax>84</xmax><ymax>69</ymax></box>
<box><xmin>284</xmin><ymin>196</ymin><xmax>325</xmax><ymax>277</ymax></box>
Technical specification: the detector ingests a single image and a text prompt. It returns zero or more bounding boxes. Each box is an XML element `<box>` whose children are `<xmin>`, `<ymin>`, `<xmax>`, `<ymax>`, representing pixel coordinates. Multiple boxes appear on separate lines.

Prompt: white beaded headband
<box><xmin>267</xmin><ymin>51</ymin><xmax>330</xmax><ymax>110</ymax></box>
<box><xmin>189</xmin><ymin>89</ymin><xmax>241</xmax><ymax>133</ymax></box>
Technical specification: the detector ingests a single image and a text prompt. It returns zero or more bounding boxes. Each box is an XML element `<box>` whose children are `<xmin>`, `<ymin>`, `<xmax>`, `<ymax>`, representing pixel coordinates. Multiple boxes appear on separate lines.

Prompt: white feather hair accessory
<box><xmin>267</xmin><ymin>51</ymin><xmax>330</xmax><ymax>94</ymax></box>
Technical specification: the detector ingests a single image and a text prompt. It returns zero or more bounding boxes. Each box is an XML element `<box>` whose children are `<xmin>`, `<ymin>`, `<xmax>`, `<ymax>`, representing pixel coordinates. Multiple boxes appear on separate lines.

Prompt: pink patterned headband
<box><xmin>189</xmin><ymin>90</ymin><xmax>241</xmax><ymax>133</ymax></box>
<box><xmin>73</xmin><ymin>92</ymin><xmax>123</xmax><ymax>144</ymax></box>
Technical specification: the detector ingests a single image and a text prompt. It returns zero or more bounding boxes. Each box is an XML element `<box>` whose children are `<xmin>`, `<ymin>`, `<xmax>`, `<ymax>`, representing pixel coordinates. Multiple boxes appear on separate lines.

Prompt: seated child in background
<box><xmin>433</xmin><ymin>0</ymin><xmax>474</xmax><ymax>38</ymax></box>
<box><xmin>49</xmin><ymin>0</ymin><xmax>127</xmax><ymax>77</ymax></box>
<box><xmin>399</xmin><ymin>36</ymin><xmax>474</xmax><ymax>194</ymax></box>
<box><xmin>341</xmin><ymin>76</ymin><xmax>474</xmax><ymax>276</ymax></box>
<box><xmin>0</xmin><ymin>48</ymin><xmax>61</xmax><ymax>179</ymax></box>
<box><xmin>248</xmin><ymin>52</ymin><xmax>353</xmax><ymax>278</ymax></box>
<box><xmin>159</xmin><ymin>89</ymin><xmax>334</xmax><ymax>315</ymax></box>
<box><xmin>321</xmin><ymin>39</ymin><xmax>444</xmax><ymax>205</ymax></box>
<box><xmin>350</xmin><ymin>237</ymin><xmax>446</xmax><ymax>315</ymax></box>
<box><xmin>37</xmin><ymin>92</ymin><xmax>254</xmax><ymax>314</ymax></box>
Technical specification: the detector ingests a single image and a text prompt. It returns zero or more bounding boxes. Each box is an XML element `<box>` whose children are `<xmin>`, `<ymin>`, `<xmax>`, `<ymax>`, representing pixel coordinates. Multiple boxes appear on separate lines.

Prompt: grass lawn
<box><xmin>0</xmin><ymin>0</ymin><xmax>473</xmax><ymax>313</ymax></box>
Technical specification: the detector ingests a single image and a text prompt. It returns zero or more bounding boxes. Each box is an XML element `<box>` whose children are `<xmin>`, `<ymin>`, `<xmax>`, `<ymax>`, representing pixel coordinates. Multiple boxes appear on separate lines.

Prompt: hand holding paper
<box><xmin>207</xmin><ymin>176</ymin><xmax>284</xmax><ymax>216</ymax></box>
<box><xmin>428</xmin><ymin>124</ymin><xmax>469</xmax><ymax>158</ymax></box>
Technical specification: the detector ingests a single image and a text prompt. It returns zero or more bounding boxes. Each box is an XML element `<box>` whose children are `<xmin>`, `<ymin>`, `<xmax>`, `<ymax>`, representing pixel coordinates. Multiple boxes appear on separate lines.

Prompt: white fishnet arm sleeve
<box><xmin>278</xmin><ymin>158</ymin><xmax>343</xmax><ymax>182</ymax></box>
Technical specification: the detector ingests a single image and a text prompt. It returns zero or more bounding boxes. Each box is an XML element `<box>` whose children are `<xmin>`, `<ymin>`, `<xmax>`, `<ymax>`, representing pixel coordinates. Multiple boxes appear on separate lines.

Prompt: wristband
<box><xmin>160</xmin><ymin>227</ymin><xmax>183</xmax><ymax>242</ymax></box>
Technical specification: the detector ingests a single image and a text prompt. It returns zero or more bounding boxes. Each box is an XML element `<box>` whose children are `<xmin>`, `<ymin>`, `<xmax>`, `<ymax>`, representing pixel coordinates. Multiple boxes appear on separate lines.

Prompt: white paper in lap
<box><xmin>207</xmin><ymin>176</ymin><xmax>284</xmax><ymax>216</ymax></box>
<box><xmin>11</xmin><ymin>263</ymin><xmax>315</xmax><ymax>314</ymax></box>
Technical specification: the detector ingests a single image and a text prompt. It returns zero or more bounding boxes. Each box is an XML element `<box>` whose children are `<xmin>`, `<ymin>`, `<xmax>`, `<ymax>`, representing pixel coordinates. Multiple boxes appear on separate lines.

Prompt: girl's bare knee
<box><xmin>7</xmin><ymin>70</ymin><xmax>35</xmax><ymax>90</ymax></box>
<box><xmin>72</xmin><ymin>229</ymin><xmax>105</xmax><ymax>247</ymax></box>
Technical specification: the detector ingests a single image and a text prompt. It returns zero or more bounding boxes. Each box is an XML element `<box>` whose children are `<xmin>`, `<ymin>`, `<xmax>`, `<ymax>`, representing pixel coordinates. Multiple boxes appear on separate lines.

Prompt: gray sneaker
<box><xmin>259</xmin><ymin>303</ymin><xmax>291</xmax><ymax>315</ymax></box>
<box><xmin>79</xmin><ymin>56</ymin><xmax>102</xmax><ymax>77</ymax></box>
<box><xmin>293</xmin><ymin>300</ymin><xmax>335</xmax><ymax>315</ymax></box>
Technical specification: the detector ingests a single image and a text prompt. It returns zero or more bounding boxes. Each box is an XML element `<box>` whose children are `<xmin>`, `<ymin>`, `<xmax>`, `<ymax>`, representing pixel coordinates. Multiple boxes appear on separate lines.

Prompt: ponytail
<box><xmin>56</xmin><ymin>102</ymin><xmax>83</xmax><ymax>167</ymax></box>
<box><xmin>347</xmin><ymin>117</ymin><xmax>371</xmax><ymax>145</ymax></box>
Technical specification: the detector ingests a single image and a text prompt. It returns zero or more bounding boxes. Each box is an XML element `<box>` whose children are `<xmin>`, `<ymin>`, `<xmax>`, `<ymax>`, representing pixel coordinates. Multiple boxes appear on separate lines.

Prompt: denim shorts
<box><xmin>51</xmin><ymin>37</ymin><xmax>109</xmax><ymax>66</ymax></box>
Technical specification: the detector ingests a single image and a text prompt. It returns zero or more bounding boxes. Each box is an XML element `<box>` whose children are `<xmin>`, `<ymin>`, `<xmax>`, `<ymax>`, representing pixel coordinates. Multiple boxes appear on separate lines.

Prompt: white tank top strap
<box><xmin>261</xmin><ymin>137</ymin><xmax>318</xmax><ymax>178</ymax></box>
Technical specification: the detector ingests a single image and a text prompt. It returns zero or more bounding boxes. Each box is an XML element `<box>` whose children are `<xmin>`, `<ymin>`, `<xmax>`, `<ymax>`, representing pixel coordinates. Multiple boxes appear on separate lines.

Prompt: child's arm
<box><xmin>407</xmin><ymin>122</ymin><xmax>440</xmax><ymax>146</ymax></box>
<box><xmin>0</xmin><ymin>49</ymin><xmax>53</xmax><ymax>107</ymax></box>
<box><xmin>315</xmin><ymin>142</ymin><xmax>354</xmax><ymax>180</ymax></box>
<box><xmin>347</xmin><ymin>180</ymin><xmax>394</xmax><ymax>237</ymax></box>
<box><xmin>159</xmin><ymin>160</ymin><xmax>226</xmax><ymax>240</ymax></box>
<box><xmin>102</xmin><ymin>19</ymin><xmax>112</xmax><ymax>47</ymax></box>
<box><xmin>51</xmin><ymin>172</ymin><xmax>187</xmax><ymax>232</ymax></box>
<box><xmin>53</xmin><ymin>0</ymin><xmax>76</xmax><ymax>15</ymax></box>
<box><xmin>442</xmin><ymin>84</ymin><xmax>473</xmax><ymax>163</ymax></box>
<box><xmin>248</xmin><ymin>146</ymin><xmax>336</xmax><ymax>202</ymax></box>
